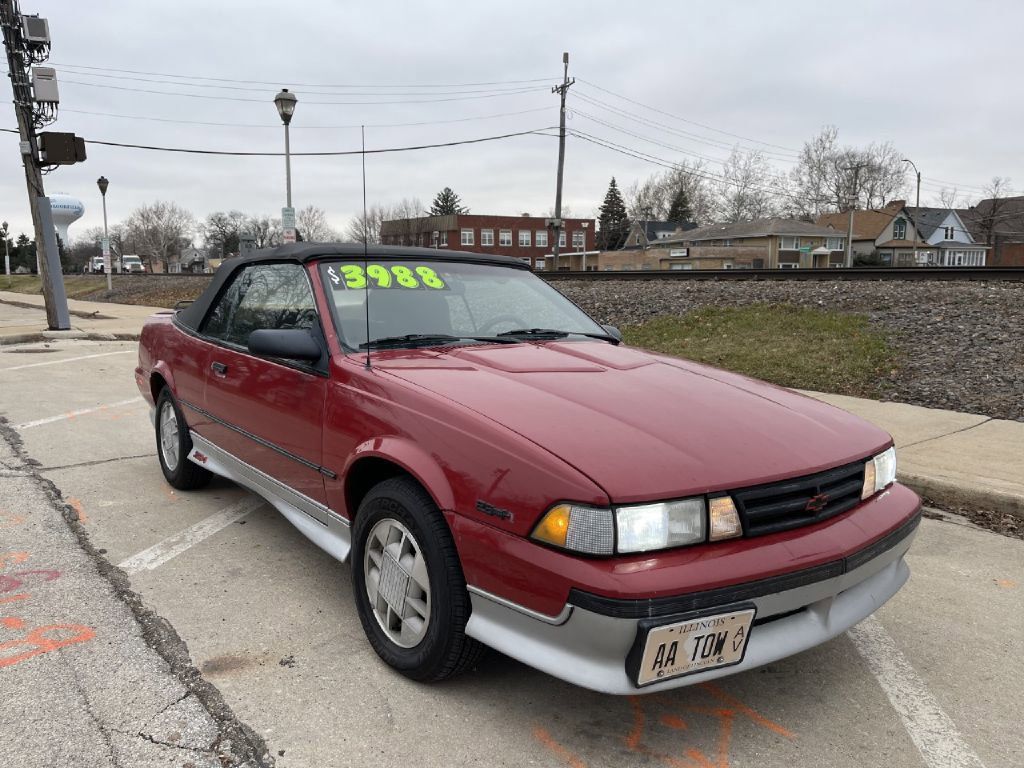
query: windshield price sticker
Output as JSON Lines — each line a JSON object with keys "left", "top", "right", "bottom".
{"left": 327, "top": 264, "right": 447, "bottom": 291}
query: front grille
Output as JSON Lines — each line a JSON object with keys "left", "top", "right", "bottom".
{"left": 732, "top": 460, "right": 866, "bottom": 537}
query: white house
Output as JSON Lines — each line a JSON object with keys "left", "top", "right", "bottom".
{"left": 905, "top": 207, "right": 987, "bottom": 266}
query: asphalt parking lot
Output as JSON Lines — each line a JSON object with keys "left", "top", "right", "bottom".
{"left": 2, "top": 337, "right": 1022, "bottom": 768}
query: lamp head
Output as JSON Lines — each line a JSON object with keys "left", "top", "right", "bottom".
{"left": 274, "top": 88, "right": 298, "bottom": 125}
{"left": 97, "top": 176, "right": 109, "bottom": 196}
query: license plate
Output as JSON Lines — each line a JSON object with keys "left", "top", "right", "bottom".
{"left": 633, "top": 606, "right": 756, "bottom": 686}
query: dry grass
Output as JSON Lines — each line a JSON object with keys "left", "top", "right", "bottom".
{"left": 623, "top": 304, "right": 897, "bottom": 397}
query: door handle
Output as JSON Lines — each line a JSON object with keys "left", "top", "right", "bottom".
{"left": 210, "top": 361, "right": 228, "bottom": 377}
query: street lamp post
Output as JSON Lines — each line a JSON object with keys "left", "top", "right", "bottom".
{"left": 1, "top": 221, "right": 9, "bottom": 276}
{"left": 274, "top": 89, "right": 298, "bottom": 242}
{"left": 96, "top": 176, "right": 111, "bottom": 290}
{"left": 902, "top": 158, "right": 922, "bottom": 266}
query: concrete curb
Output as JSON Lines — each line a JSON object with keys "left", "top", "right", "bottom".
{"left": 898, "top": 470, "right": 1024, "bottom": 519}
{"left": 0, "top": 296, "right": 119, "bottom": 320}
{"left": 0, "top": 331, "right": 141, "bottom": 345}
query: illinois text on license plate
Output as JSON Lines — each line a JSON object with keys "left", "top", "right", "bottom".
{"left": 633, "top": 606, "right": 756, "bottom": 686}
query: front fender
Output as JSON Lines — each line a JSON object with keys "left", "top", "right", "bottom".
{"left": 343, "top": 436, "right": 457, "bottom": 513}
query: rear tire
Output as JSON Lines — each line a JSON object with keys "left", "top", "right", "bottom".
{"left": 155, "top": 387, "right": 211, "bottom": 491}
{"left": 352, "top": 476, "right": 484, "bottom": 681}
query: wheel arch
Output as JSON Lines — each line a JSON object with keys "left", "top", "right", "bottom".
{"left": 342, "top": 440, "right": 456, "bottom": 523}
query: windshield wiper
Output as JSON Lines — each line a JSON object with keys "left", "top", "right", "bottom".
{"left": 496, "top": 328, "right": 620, "bottom": 344}
{"left": 360, "top": 333, "right": 517, "bottom": 349}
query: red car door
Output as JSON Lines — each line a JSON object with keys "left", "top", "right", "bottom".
{"left": 196, "top": 262, "right": 329, "bottom": 506}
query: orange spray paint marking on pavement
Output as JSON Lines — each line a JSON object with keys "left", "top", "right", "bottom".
{"left": 0, "top": 512, "right": 26, "bottom": 529}
{"left": 0, "top": 552, "right": 30, "bottom": 570}
{"left": 533, "top": 726, "right": 588, "bottom": 768}
{"left": 67, "top": 497, "right": 88, "bottom": 524}
{"left": 0, "top": 622, "right": 96, "bottom": 669}
{"left": 700, "top": 684, "right": 796, "bottom": 739}
{"left": 994, "top": 579, "right": 1017, "bottom": 589}
{"left": 661, "top": 714, "right": 689, "bottom": 731}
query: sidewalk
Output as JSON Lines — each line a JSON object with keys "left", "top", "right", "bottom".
{"left": 0, "top": 290, "right": 164, "bottom": 343}
{"left": 0, "top": 292, "right": 1021, "bottom": 517}
{"left": 806, "top": 392, "right": 1023, "bottom": 517}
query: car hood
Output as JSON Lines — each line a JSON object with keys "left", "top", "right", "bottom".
{"left": 375, "top": 341, "right": 892, "bottom": 503}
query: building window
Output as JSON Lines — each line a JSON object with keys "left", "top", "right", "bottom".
{"left": 572, "top": 231, "right": 584, "bottom": 248}
{"left": 559, "top": 231, "right": 566, "bottom": 248}
{"left": 635, "top": 234, "right": 642, "bottom": 245}
{"left": 535, "top": 230, "right": 548, "bottom": 248}
{"left": 519, "top": 230, "right": 531, "bottom": 247}
{"left": 893, "top": 219, "right": 906, "bottom": 240}
{"left": 499, "top": 229, "right": 512, "bottom": 246}
{"left": 779, "top": 236, "right": 801, "bottom": 250}
{"left": 944, "top": 226, "right": 955, "bottom": 240}
{"left": 440, "top": 231, "right": 448, "bottom": 246}
{"left": 480, "top": 229, "right": 494, "bottom": 246}
{"left": 826, "top": 237, "right": 844, "bottom": 250}
{"left": 461, "top": 228, "right": 474, "bottom": 246}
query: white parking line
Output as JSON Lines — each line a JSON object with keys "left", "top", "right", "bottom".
{"left": 849, "top": 616, "right": 986, "bottom": 768}
{"left": 0, "top": 350, "right": 133, "bottom": 372}
{"left": 118, "top": 497, "right": 265, "bottom": 575}
{"left": 15, "top": 397, "right": 145, "bottom": 430}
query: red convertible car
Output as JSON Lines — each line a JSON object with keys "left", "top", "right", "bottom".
{"left": 135, "top": 244, "right": 919, "bottom": 693}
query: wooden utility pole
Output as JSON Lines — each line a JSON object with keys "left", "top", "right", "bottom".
{"left": 549, "top": 52, "right": 574, "bottom": 270}
{"left": 1, "top": 0, "right": 69, "bottom": 328}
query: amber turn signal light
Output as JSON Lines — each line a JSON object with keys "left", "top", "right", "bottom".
{"left": 709, "top": 496, "right": 742, "bottom": 541}
{"left": 532, "top": 504, "right": 571, "bottom": 548}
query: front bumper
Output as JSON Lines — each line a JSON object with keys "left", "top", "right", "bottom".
{"left": 465, "top": 509, "right": 919, "bottom": 694}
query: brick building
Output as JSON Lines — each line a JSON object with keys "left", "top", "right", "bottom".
{"left": 379, "top": 213, "right": 596, "bottom": 269}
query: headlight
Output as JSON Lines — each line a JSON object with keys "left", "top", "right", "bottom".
{"left": 616, "top": 498, "right": 705, "bottom": 553}
{"left": 861, "top": 446, "right": 897, "bottom": 499}
{"left": 531, "top": 496, "right": 729, "bottom": 555}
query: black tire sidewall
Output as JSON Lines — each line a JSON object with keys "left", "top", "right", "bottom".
{"left": 351, "top": 480, "right": 462, "bottom": 678}
{"left": 155, "top": 388, "right": 192, "bottom": 485}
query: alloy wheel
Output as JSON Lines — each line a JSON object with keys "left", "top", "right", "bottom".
{"left": 363, "top": 517, "right": 431, "bottom": 648}
{"left": 159, "top": 399, "right": 179, "bottom": 472}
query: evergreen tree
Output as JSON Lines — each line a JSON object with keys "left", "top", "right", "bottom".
{"left": 597, "top": 177, "right": 629, "bottom": 250}
{"left": 666, "top": 185, "right": 693, "bottom": 224}
{"left": 429, "top": 187, "right": 468, "bottom": 216}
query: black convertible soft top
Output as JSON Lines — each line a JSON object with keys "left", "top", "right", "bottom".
{"left": 176, "top": 243, "right": 531, "bottom": 331}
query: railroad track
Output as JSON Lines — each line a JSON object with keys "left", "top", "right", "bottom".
{"left": 540, "top": 267, "right": 1024, "bottom": 281}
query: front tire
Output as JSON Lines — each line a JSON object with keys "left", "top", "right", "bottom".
{"left": 155, "top": 387, "right": 211, "bottom": 490}
{"left": 352, "top": 477, "right": 484, "bottom": 681}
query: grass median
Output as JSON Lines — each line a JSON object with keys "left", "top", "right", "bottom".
{"left": 623, "top": 304, "right": 896, "bottom": 398}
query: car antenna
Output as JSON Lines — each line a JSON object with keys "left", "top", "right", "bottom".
{"left": 361, "top": 124, "right": 371, "bottom": 370}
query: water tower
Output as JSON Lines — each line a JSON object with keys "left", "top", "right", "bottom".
{"left": 48, "top": 192, "right": 85, "bottom": 246}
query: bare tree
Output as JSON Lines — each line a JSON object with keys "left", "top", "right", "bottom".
{"left": 204, "top": 210, "right": 248, "bottom": 258}
{"left": 713, "top": 148, "right": 781, "bottom": 223}
{"left": 786, "top": 126, "right": 907, "bottom": 217}
{"left": 623, "top": 162, "right": 715, "bottom": 225}
{"left": 123, "top": 201, "right": 195, "bottom": 272}
{"left": 977, "top": 176, "right": 1014, "bottom": 253}
{"left": 245, "top": 216, "right": 283, "bottom": 249}
{"left": 347, "top": 197, "right": 425, "bottom": 244}
{"left": 938, "top": 187, "right": 960, "bottom": 209}
{"left": 296, "top": 205, "right": 338, "bottom": 242}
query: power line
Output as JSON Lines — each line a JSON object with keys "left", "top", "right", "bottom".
{"left": 2, "top": 125, "right": 556, "bottom": 156}
{"left": 60, "top": 105, "right": 553, "bottom": 130}
{"left": 576, "top": 77, "right": 802, "bottom": 154}
{"left": 57, "top": 78, "right": 550, "bottom": 105}
{"left": 53, "top": 66, "right": 552, "bottom": 97}
{"left": 572, "top": 90, "right": 799, "bottom": 162}
{"left": 49, "top": 61, "right": 555, "bottom": 89}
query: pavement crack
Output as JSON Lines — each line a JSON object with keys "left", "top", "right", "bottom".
{"left": 64, "top": 657, "right": 124, "bottom": 768}
{"left": 900, "top": 416, "right": 994, "bottom": 450}
{"left": 40, "top": 453, "right": 156, "bottom": 472}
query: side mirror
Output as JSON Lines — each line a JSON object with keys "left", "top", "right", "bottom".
{"left": 601, "top": 324, "right": 623, "bottom": 342}
{"left": 248, "top": 329, "right": 322, "bottom": 362}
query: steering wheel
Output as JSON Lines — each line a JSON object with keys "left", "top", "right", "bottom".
{"left": 478, "top": 314, "right": 529, "bottom": 334}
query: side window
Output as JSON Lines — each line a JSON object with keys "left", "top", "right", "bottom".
{"left": 201, "top": 263, "right": 317, "bottom": 347}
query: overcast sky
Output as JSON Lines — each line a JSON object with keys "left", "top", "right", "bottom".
{"left": 2, "top": 0, "right": 1022, "bottom": 242}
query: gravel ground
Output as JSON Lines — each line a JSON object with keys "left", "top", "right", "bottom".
{"left": 555, "top": 279, "right": 1024, "bottom": 422}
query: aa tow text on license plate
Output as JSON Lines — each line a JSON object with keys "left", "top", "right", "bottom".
{"left": 637, "top": 607, "right": 756, "bottom": 686}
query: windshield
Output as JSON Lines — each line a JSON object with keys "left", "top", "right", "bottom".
{"left": 318, "top": 259, "right": 605, "bottom": 350}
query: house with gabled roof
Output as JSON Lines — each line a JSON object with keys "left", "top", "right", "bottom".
{"left": 618, "top": 220, "right": 692, "bottom": 250}
{"left": 899, "top": 207, "right": 986, "bottom": 266}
